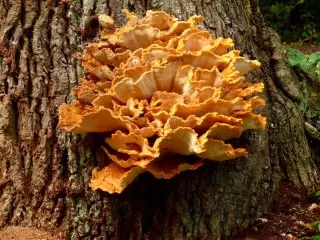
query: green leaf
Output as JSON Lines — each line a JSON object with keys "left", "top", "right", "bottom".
{"left": 285, "top": 47, "right": 320, "bottom": 81}
{"left": 308, "top": 52, "right": 320, "bottom": 62}
{"left": 310, "top": 221, "right": 320, "bottom": 228}
{"left": 289, "top": 56, "right": 303, "bottom": 67}
{"left": 312, "top": 234, "right": 320, "bottom": 240}
{"left": 285, "top": 47, "right": 305, "bottom": 58}
{"left": 316, "top": 191, "right": 320, "bottom": 197}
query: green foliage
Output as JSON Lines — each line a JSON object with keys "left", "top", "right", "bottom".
{"left": 312, "top": 234, "right": 320, "bottom": 240}
{"left": 300, "top": 193, "right": 320, "bottom": 240}
{"left": 259, "top": 0, "right": 320, "bottom": 42}
{"left": 312, "top": 221, "right": 320, "bottom": 232}
{"left": 285, "top": 47, "right": 320, "bottom": 130}
{"left": 303, "top": 215, "right": 320, "bottom": 239}
{"left": 285, "top": 47, "right": 320, "bottom": 80}
{"left": 307, "top": 221, "right": 320, "bottom": 240}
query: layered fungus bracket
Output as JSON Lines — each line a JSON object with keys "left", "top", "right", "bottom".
{"left": 58, "top": 10, "right": 266, "bottom": 194}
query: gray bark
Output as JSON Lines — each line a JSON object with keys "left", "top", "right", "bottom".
{"left": 0, "top": 0, "right": 319, "bottom": 239}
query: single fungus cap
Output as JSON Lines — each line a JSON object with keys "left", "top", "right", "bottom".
{"left": 59, "top": 10, "right": 266, "bottom": 194}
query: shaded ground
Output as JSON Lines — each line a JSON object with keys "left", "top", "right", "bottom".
{"left": 236, "top": 182, "right": 320, "bottom": 240}
{"left": 0, "top": 227, "right": 63, "bottom": 240}
{"left": 1, "top": 183, "right": 318, "bottom": 240}
{"left": 288, "top": 41, "right": 320, "bottom": 54}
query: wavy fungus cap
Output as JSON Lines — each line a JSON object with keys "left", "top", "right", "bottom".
{"left": 59, "top": 10, "right": 266, "bottom": 194}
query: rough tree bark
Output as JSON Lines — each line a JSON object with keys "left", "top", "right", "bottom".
{"left": 0, "top": 0, "right": 319, "bottom": 239}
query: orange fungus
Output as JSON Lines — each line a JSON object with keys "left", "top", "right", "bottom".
{"left": 59, "top": 10, "right": 266, "bottom": 194}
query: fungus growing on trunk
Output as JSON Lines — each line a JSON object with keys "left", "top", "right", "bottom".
{"left": 59, "top": 10, "right": 266, "bottom": 194}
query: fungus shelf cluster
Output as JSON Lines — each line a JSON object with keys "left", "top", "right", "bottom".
{"left": 59, "top": 10, "right": 266, "bottom": 194}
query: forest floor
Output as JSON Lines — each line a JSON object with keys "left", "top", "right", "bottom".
{"left": 0, "top": 227, "right": 62, "bottom": 240}
{"left": 236, "top": 182, "right": 320, "bottom": 240}
{"left": 0, "top": 182, "right": 319, "bottom": 240}
{"left": 287, "top": 41, "right": 320, "bottom": 54}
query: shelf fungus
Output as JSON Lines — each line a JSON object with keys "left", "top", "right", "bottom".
{"left": 59, "top": 10, "right": 266, "bottom": 194}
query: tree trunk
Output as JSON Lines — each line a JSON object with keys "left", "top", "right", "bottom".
{"left": 0, "top": 0, "right": 319, "bottom": 239}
